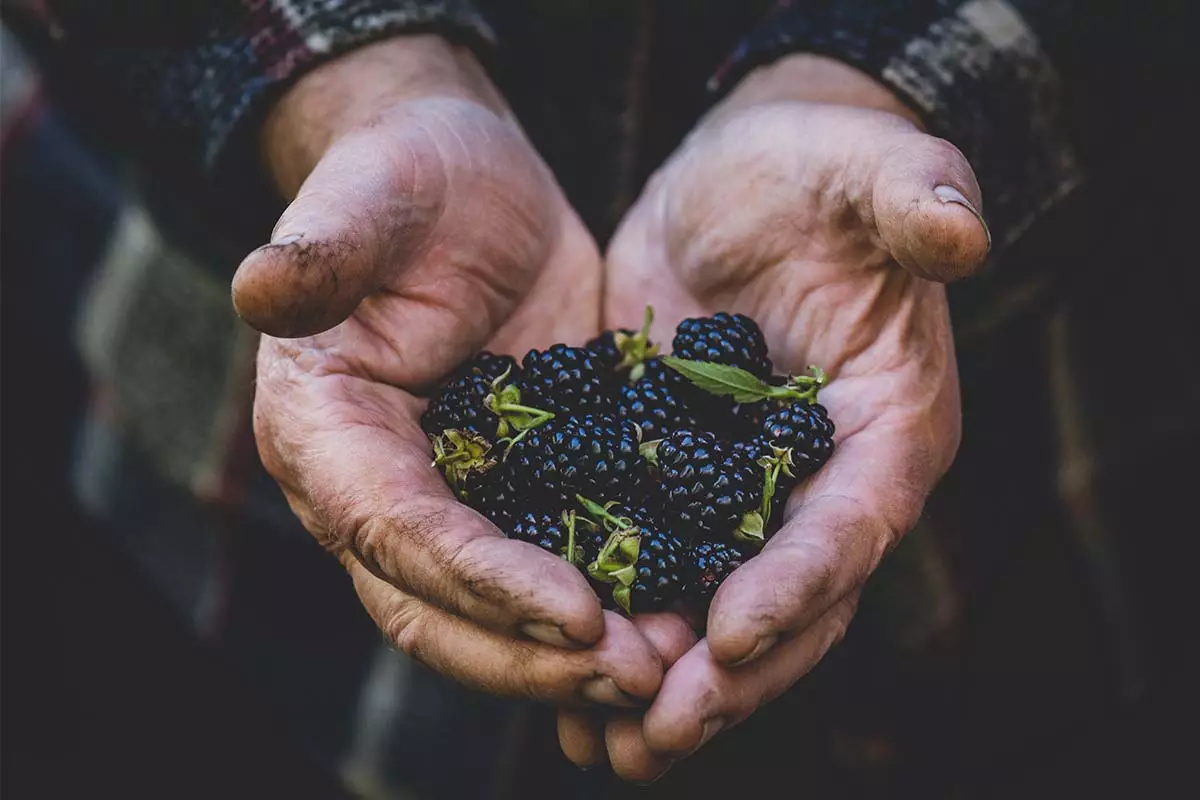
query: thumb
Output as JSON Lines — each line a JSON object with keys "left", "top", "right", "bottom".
{"left": 869, "top": 134, "right": 991, "bottom": 282}
{"left": 231, "top": 115, "right": 448, "bottom": 338}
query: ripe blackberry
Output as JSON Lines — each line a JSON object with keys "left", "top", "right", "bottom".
{"left": 672, "top": 312, "right": 772, "bottom": 379}
{"left": 616, "top": 376, "right": 699, "bottom": 442}
{"left": 653, "top": 429, "right": 763, "bottom": 542}
{"left": 762, "top": 402, "right": 836, "bottom": 478}
{"left": 520, "top": 345, "right": 612, "bottom": 415}
{"left": 508, "top": 413, "right": 644, "bottom": 509}
{"left": 462, "top": 468, "right": 524, "bottom": 531}
{"left": 584, "top": 502, "right": 687, "bottom": 614}
{"left": 421, "top": 353, "right": 519, "bottom": 438}
{"left": 729, "top": 436, "right": 797, "bottom": 530}
{"left": 689, "top": 540, "right": 747, "bottom": 603}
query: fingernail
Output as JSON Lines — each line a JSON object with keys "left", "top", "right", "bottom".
{"left": 581, "top": 677, "right": 640, "bottom": 708}
{"left": 934, "top": 184, "right": 991, "bottom": 251}
{"left": 728, "top": 634, "right": 777, "bottom": 667}
{"left": 520, "top": 621, "right": 577, "bottom": 649}
{"left": 699, "top": 717, "right": 726, "bottom": 748}
{"left": 682, "top": 717, "right": 727, "bottom": 758}
{"left": 634, "top": 767, "right": 673, "bottom": 786}
{"left": 270, "top": 232, "right": 304, "bottom": 246}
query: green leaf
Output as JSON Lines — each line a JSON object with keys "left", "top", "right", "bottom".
{"left": 660, "top": 357, "right": 775, "bottom": 403}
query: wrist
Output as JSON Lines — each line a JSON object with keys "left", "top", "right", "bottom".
{"left": 261, "top": 34, "right": 507, "bottom": 197}
{"left": 717, "top": 53, "right": 923, "bottom": 130}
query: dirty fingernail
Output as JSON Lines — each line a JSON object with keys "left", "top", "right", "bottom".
{"left": 728, "top": 634, "right": 777, "bottom": 667}
{"left": 699, "top": 717, "right": 726, "bottom": 748}
{"left": 934, "top": 184, "right": 991, "bottom": 250}
{"left": 581, "top": 677, "right": 640, "bottom": 708}
{"left": 520, "top": 621, "right": 578, "bottom": 649}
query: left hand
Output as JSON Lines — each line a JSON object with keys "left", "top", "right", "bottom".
{"left": 560, "top": 54, "right": 991, "bottom": 780}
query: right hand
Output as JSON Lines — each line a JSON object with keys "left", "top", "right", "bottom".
{"left": 233, "top": 36, "right": 663, "bottom": 709}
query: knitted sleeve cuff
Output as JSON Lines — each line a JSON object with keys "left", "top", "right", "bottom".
{"left": 710, "top": 0, "right": 1083, "bottom": 255}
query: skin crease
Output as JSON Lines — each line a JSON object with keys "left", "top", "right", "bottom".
{"left": 235, "top": 36, "right": 671, "bottom": 710}
{"left": 559, "top": 54, "right": 990, "bottom": 781}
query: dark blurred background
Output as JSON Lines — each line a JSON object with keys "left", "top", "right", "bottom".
{"left": 3, "top": 7, "right": 1199, "bottom": 799}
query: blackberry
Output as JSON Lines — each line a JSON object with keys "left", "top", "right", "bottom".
{"left": 583, "top": 501, "right": 687, "bottom": 614}
{"left": 520, "top": 344, "right": 612, "bottom": 415}
{"left": 653, "top": 429, "right": 764, "bottom": 543}
{"left": 462, "top": 466, "right": 524, "bottom": 531}
{"left": 689, "top": 540, "right": 747, "bottom": 604}
{"left": 586, "top": 306, "right": 659, "bottom": 379}
{"left": 508, "top": 413, "right": 645, "bottom": 510}
{"left": 616, "top": 376, "right": 699, "bottom": 442}
{"left": 762, "top": 402, "right": 836, "bottom": 478}
{"left": 421, "top": 353, "right": 518, "bottom": 438}
{"left": 672, "top": 312, "right": 772, "bottom": 379}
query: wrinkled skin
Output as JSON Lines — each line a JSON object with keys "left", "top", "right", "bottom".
{"left": 236, "top": 37, "right": 989, "bottom": 781}
{"left": 558, "top": 55, "right": 990, "bottom": 781}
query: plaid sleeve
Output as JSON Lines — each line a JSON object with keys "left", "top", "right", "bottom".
{"left": 709, "top": 0, "right": 1083, "bottom": 257}
{"left": 45, "top": 1, "right": 494, "bottom": 173}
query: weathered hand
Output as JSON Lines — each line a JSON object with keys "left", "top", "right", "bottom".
{"left": 234, "top": 36, "right": 662, "bottom": 708}
{"left": 563, "top": 55, "right": 990, "bottom": 778}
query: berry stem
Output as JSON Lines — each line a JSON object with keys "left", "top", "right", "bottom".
{"left": 561, "top": 510, "right": 579, "bottom": 566}
{"left": 615, "top": 304, "right": 660, "bottom": 380}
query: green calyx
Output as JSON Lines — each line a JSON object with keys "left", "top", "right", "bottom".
{"left": 661, "top": 359, "right": 828, "bottom": 405}
{"left": 734, "top": 444, "right": 796, "bottom": 545}
{"left": 579, "top": 495, "right": 642, "bottom": 614}
{"left": 638, "top": 439, "right": 662, "bottom": 466}
{"left": 483, "top": 366, "right": 555, "bottom": 453}
{"left": 617, "top": 305, "right": 660, "bottom": 382}
{"left": 431, "top": 429, "right": 496, "bottom": 495}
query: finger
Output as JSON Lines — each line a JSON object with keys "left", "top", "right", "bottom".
{"left": 706, "top": 420, "right": 937, "bottom": 666}
{"left": 643, "top": 594, "right": 859, "bottom": 758}
{"left": 232, "top": 115, "right": 447, "bottom": 338}
{"left": 631, "top": 612, "right": 699, "bottom": 669}
{"left": 557, "top": 710, "right": 607, "bottom": 769}
{"left": 606, "top": 714, "right": 674, "bottom": 784}
{"left": 344, "top": 553, "right": 663, "bottom": 706}
{"left": 254, "top": 360, "right": 606, "bottom": 648}
{"left": 869, "top": 132, "right": 991, "bottom": 282}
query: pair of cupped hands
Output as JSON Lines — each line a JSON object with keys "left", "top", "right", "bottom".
{"left": 232, "top": 36, "right": 989, "bottom": 781}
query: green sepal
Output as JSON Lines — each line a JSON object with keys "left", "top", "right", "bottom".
{"left": 612, "top": 584, "right": 633, "bottom": 615}
{"left": 482, "top": 365, "right": 555, "bottom": 447}
{"left": 430, "top": 429, "right": 496, "bottom": 491}
{"left": 638, "top": 439, "right": 662, "bottom": 466}
{"left": 734, "top": 510, "right": 765, "bottom": 544}
{"left": 756, "top": 444, "right": 796, "bottom": 527}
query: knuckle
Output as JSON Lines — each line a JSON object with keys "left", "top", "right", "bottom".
{"left": 381, "top": 599, "right": 425, "bottom": 657}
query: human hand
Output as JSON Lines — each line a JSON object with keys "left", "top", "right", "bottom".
{"left": 233, "top": 36, "right": 663, "bottom": 708}
{"left": 563, "top": 54, "right": 990, "bottom": 778}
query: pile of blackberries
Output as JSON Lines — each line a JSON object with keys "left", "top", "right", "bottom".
{"left": 422, "top": 309, "right": 835, "bottom": 617}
